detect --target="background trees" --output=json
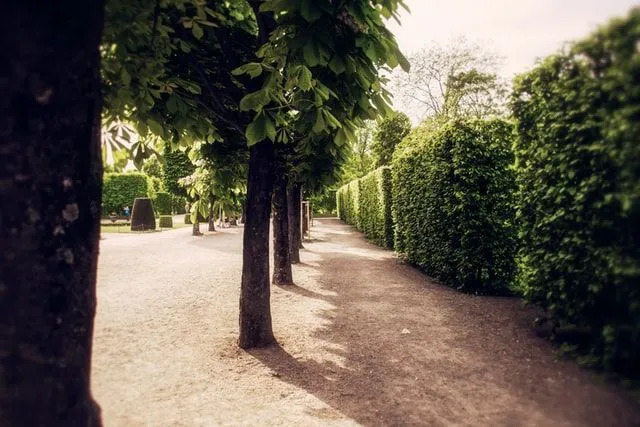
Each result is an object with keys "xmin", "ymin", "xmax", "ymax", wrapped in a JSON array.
[
  {"xmin": 371, "ymin": 112, "xmax": 411, "ymax": 167},
  {"xmin": 390, "ymin": 37, "xmax": 507, "ymax": 122}
]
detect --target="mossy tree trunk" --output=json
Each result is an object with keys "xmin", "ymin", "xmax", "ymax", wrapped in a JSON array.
[
  {"xmin": 287, "ymin": 183, "xmax": 303, "ymax": 263},
  {"xmin": 0, "ymin": 1, "xmax": 104, "ymax": 425},
  {"xmin": 239, "ymin": 140, "xmax": 276, "ymax": 349},
  {"xmin": 272, "ymin": 171, "xmax": 293, "ymax": 286}
]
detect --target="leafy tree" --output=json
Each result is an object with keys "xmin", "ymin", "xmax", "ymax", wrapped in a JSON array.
[
  {"xmin": 0, "ymin": 1, "xmax": 104, "ymax": 424},
  {"xmin": 234, "ymin": 0, "xmax": 409, "ymax": 348},
  {"xmin": 390, "ymin": 36, "xmax": 507, "ymax": 122},
  {"xmin": 338, "ymin": 121, "xmax": 376, "ymax": 186},
  {"xmin": 142, "ymin": 155, "xmax": 164, "ymax": 179},
  {"xmin": 163, "ymin": 146, "xmax": 195, "ymax": 198},
  {"xmin": 371, "ymin": 111, "xmax": 411, "ymax": 167}
]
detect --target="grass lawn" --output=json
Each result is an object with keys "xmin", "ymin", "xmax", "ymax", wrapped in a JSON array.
[{"xmin": 101, "ymin": 218, "xmax": 191, "ymax": 234}]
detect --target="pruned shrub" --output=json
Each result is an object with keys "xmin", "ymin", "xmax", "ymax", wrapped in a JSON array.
[
  {"xmin": 358, "ymin": 167, "xmax": 394, "ymax": 248},
  {"xmin": 131, "ymin": 198, "xmax": 156, "ymax": 231},
  {"xmin": 102, "ymin": 173, "xmax": 149, "ymax": 216},
  {"xmin": 336, "ymin": 179, "xmax": 360, "ymax": 227},
  {"xmin": 154, "ymin": 192, "xmax": 172, "ymax": 215},
  {"xmin": 392, "ymin": 118, "xmax": 516, "ymax": 295},
  {"xmin": 511, "ymin": 9, "xmax": 640, "ymax": 375},
  {"xmin": 158, "ymin": 215, "xmax": 173, "ymax": 228}
]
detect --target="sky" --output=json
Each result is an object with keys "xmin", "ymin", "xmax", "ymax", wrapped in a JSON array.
[{"xmin": 386, "ymin": 0, "xmax": 638, "ymax": 79}]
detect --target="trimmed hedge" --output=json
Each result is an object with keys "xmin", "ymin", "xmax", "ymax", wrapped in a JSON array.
[
  {"xmin": 336, "ymin": 167, "xmax": 394, "ymax": 248},
  {"xmin": 511, "ymin": 9, "xmax": 640, "ymax": 375},
  {"xmin": 158, "ymin": 215, "xmax": 173, "ymax": 228},
  {"xmin": 154, "ymin": 192, "xmax": 172, "ymax": 215},
  {"xmin": 102, "ymin": 173, "xmax": 149, "ymax": 216},
  {"xmin": 392, "ymin": 118, "xmax": 516, "ymax": 295},
  {"xmin": 358, "ymin": 167, "xmax": 394, "ymax": 248},
  {"xmin": 337, "ymin": 179, "xmax": 360, "ymax": 227}
]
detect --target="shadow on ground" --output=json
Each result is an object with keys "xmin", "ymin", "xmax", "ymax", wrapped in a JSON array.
[{"xmin": 249, "ymin": 218, "xmax": 640, "ymax": 426}]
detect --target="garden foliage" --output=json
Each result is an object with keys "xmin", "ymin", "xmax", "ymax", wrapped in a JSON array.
[
  {"xmin": 392, "ymin": 118, "xmax": 516, "ymax": 295},
  {"xmin": 337, "ymin": 166, "xmax": 394, "ymax": 248},
  {"xmin": 102, "ymin": 173, "xmax": 149, "ymax": 216},
  {"xmin": 511, "ymin": 9, "xmax": 640, "ymax": 375},
  {"xmin": 154, "ymin": 192, "xmax": 173, "ymax": 215}
]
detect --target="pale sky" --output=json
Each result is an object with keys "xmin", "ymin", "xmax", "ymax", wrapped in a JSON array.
[{"xmin": 387, "ymin": 0, "xmax": 638, "ymax": 78}]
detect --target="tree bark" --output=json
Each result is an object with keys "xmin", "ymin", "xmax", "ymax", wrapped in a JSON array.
[
  {"xmin": 288, "ymin": 183, "xmax": 303, "ymax": 263},
  {"xmin": 0, "ymin": 1, "xmax": 104, "ymax": 425},
  {"xmin": 208, "ymin": 198, "xmax": 215, "ymax": 232},
  {"xmin": 192, "ymin": 221, "xmax": 201, "ymax": 236},
  {"xmin": 239, "ymin": 140, "xmax": 276, "ymax": 349},
  {"xmin": 272, "ymin": 173, "xmax": 293, "ymax": 286}
]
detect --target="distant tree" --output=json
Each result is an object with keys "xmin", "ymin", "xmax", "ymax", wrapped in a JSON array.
[
  {"xmin": 391, "ymin": 37, "xmax": 507, "ymax": 122},
  {"xmin": 142, "ymin": 155, "xmax": 163, "ymax": 179},
  {"xmin": 372, "ymin": 112, "xmax": 411, "ymax": 167},
  {"xmin": 163, "ymin": 147, "xmax": 195, "ymax": 199},
  {"xmin": 339, "ymin": 121, "xmax": 376, "ymax": 186}
]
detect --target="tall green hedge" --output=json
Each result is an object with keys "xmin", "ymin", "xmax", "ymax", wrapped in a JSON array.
[
  {"xmin": 336, "ymin": 179, "xmax": 360, "ymax": 227},
  {"xmin": 102, "ymin": 173, "xmax": 149, "ymax": 216},
  {"xmin": 392, "ymin": 118, "xmax": 516, "ymax": 295},
  {"xmin": 357, "ymin": 167, "xmax": 394, "ymax": 248},
  {"xmin": 511, "ymin": 9, "xmax": 640, "ymax": 375}
]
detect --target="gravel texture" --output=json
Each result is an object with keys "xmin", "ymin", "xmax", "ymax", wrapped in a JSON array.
[{"xmin": 92, "ymin": 218, "xmax": 640, "ymax": 426}]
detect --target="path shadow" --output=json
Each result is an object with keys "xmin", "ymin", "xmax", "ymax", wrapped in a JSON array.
[{"xmin": 248, "ymin": 218, "xmax": 640, "ymax": 426}]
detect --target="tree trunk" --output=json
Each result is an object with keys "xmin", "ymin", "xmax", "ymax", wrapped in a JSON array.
[
  {"xmin": 0, "ymin": 2, "xmax": 104, "ymax": 425},
  {"xmin": 192, "ymin": 221, "xmax": 201, "ymax": 236},
  {"xmin": 239, "ymin": 140, "xmax": 275, "ymax": 349},
  {"xmin": 272, "ymin": 173, "xmax": 293, "ymax": 286},
  {"xmin": 287, "ymin": 183, "xmax": 303, "ymax": 263},
  {"xmin": 208, "ymin": 199, "xmax": 215, "ymax": 232}
]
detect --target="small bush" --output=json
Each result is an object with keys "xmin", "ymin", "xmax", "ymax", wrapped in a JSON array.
[
  {"xmin": 184, "ymin": 213, "xmax": 192, "ymax": 225},
  {"xmin": 358, "ymin": 167, "xmax": 394, "ymax": 248},
  {"xmin": 102, "ymin": 173, "xmax": 149, "ymax": 216},
  {"xmin": 154, "ymin": 192, "xmax": 172, "ymax": 215},
  {"xmin": 392, "ymin": 118, "xmax": 516, "ymax": 295},
  {"xmin": 511, "ymin": 9, "xmax": 640, "ymax": 376},
  {"xmin": 158, "ymin": 215, "xmax": 173, "ymax": 228}
]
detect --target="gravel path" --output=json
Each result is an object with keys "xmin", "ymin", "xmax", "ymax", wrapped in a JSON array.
[{"xmin": 93, "ymin": 218, "xmax": 640, "ymax": 426}]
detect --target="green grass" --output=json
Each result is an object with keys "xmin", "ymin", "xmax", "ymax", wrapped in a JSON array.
[{"xmin": 101, "ymin": 218, "xmax": 191, "ymax": 234}]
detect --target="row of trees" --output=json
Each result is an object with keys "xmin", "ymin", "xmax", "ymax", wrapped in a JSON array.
[{"xmin": 1, "ymin": 0, "xmax": 409, "ymax": 424}]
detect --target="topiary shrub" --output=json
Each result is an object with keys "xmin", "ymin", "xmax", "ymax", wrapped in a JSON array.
[
  {"xmin": 358, "ymin": 167, "xmax": 394, "ymax": 248},
  {"xmin": 102, "ymin": 173, "xmax": 149, "ymax": 216},
  {"xmin": 154, "ymin": 192, "xmax": 172, "ymax": 215},
  {"xmin": 163, "ymin": 146, "xmax": 194, "ymax": 198},
  {"xmin": 130, "ymin": 198, "xmax": 156, "ymax": 231},
  {"xmin": 392, "ymin": 118, "xmax": 516, "ymax": 295},
  {"xmin": 158, "ymin": 215, "xmax": 173, "ymax": 228},
  {"xmin": 511, "ymin": 9, "xmax": 640, "ymax": 376},
  {"xmin": 172, "ymin": 195, "xmax": 187, "ymax": 214}
]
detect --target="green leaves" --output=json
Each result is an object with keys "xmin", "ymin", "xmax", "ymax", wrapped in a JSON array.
[
  {"xmin": 300, "ymin": 0, "xmax": 322, "ymax": 22},
  {"xmin": 239, "ymin": 89, "xmax": 271, "ymax": 112},
  {"xmin": 245, "ymin": 113, "xmax": 276, "ymax": 146},
  {"xmin": 232, "ymin": 62, "xmax": 263, "ymax": 79}
]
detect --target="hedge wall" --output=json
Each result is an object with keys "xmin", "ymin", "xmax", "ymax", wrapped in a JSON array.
[
  {"xmin": 358, "ymin": 167, "xmax": 394, "ymax": 248},
  {"xmin": 511, "ymin": 9, "xmax": 640, "ymax": 375},
  {"xmin": 336, "ymin": 179, "xmax": 360, "ymax": 227},
  {"xmin": 392, "ymin": 118, "xmax": 516, "ymax": 295},
  {"xmin": 102, "ymin": 173, "xmax": 149, "ymax": 216}
]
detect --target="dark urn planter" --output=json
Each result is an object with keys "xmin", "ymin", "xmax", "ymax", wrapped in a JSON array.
[{"xmin": 131, "ymin": 198, "xmax": 156, "ymax": 231}]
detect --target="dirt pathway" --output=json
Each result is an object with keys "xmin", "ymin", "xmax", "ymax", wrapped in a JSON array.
[{"xmin": 93, "ymin": 218, "xmax": 640, "ymax": 426}]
